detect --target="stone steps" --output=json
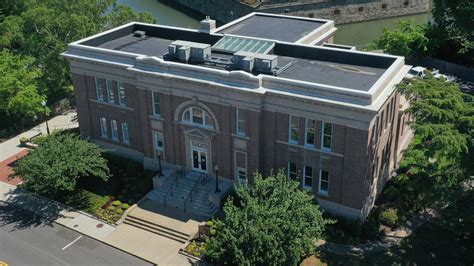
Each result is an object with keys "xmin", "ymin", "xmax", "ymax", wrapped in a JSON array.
[
  {"xmin": 147, "ymin": 172, "xmax": 219, "ymax": 218},
  {"xmin": 123, "ymin": 215, "xmax": 191, "ymax": 243}
]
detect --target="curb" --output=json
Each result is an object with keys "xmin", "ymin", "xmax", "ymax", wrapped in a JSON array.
[{"xmin": 0, "ymin": 185, "xmax": 157, "ymax": 265}]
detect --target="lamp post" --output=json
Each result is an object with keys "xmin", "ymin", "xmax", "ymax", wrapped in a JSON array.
[
  {"xmin": 214, "ymin": 164, "xmax": 220, "ymax": 193},
  {"xmin": 41, "ymin": 100, "xmax": 50, "ymax": 135},
  {"xmin": 158, "ymin": 153, "xmax": 163, "ymax": 177}
]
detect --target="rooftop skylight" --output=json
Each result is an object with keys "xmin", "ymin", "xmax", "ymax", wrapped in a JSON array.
[{"xmin": 212, "ymin": 35, "xmax": 274, "ymax": 54}]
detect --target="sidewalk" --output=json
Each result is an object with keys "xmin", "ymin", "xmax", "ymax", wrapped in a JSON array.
[
  {"xmin": 0, "ymin": 182, "xmax": 115, "ymax": 241},
  {"xmin": 0, "ymin": 111, "xmax": 78, "ymax": 162}
]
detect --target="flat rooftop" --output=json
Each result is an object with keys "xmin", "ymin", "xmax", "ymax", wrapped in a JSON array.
[
  {"xmin": 215, "ymin": 13, "xmax": 327, "ymax": 43},
  {"xmin": 75, "ymin": 13, "xmax": 398, "ymax": 93}
]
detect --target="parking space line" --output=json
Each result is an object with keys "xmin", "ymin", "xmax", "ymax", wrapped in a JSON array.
[{"xmin": 62, "ymin": 236, "xmax": 82, "ymax": 250}]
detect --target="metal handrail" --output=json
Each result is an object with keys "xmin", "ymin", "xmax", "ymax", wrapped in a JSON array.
[
  {"xmin": 163, "ymin": 166, "xmax": 185, "ymax": 207},
  {"xmin": 183, "ymin": 173, "xmax": 208, "ymax": 213}
]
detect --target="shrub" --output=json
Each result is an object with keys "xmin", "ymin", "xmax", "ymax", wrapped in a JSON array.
[
  {"xmin": 383, "ymin": 186, "xmax": 399, "ymax": 202},
  {"xmin": 107, "ymin": 205, "xmax": 115, "ymax": 212},
  {"xmin": 116, "ymin": 208, "xmax": 124, "ymax": 215},
  {"xmin": 112, "ymin": 200, "xmax": 121, "ymax": 207},
  {"xmin": 210, "ymin": 229, "xmax": 216, "ymax": 236},
  {"xmin": 122, "ymin": 203, "xmax": 130, "ymax": 210},
  {"xmin": 380, "ymin": 208, "xmax": 399, "ymax": 228},
  {"xmin": 362, "ymin": 208, "xmax": 381, "ymax": 240},
  {"xmin": 206, "ymin": 221, "xmax": 214, "ymax": 227}
]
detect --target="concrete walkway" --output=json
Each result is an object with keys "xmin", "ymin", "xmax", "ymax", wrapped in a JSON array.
[
  {"xmin": 0, "ymin": 111, "xmax": 78, "ymax": 161},
  {"xmin": 0, "ymin": 182, "xmax": 115, "ymax": 240},
  {"xmin": 105, "ymin": 199, "xmax": 202, "ymax": 265}
]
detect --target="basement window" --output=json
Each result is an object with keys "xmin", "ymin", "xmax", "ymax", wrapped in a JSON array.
[
  {"xmin": 404, "ymin": 1, "xmax": 409, "ymax": 7},
  {"xmin": 358, "ymin": 7, "xmax": 364, "ymax": 12},
  {"xmin": 334, "ymin": 9, "xmax": 340, "ymax": 15},
  {"xmin": 382, "ymin": 4, "xmax": 387, "ymax": 9}
]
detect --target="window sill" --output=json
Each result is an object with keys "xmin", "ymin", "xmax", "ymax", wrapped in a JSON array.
[
  {"xmin": 90, "ymin": 99, "xmax": 134, "ymax": 111},
  {"xmin": 317, "ymin": 192, "xmax": 329, "ymax": 197},
  {"xmin": 122, "ymin": 141, "xmax": 130, "ymax": 145},
  {"xmin": 149, "ymin": 115, "xmax": 164, "ymax": 121},
  {"xmin": 276, "ymin": 140, "xmax": 344, "ymax": 158},
  {"xmin": 100, "ymin": 135, "xmax": 108, "ymax": 139},
  {"xmin": 231, "ymin": 133, "xmax": 249, "ymax": 140}
]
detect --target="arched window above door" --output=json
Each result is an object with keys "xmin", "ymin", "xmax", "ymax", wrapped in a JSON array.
[{"xmin": 182, "ymin": 107, "xmax": 214, "ymax": 128}]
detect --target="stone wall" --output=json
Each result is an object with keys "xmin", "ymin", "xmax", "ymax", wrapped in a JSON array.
[{"xmin": 171, "ymin": 0, "xmax": 430, "ymax": 25}]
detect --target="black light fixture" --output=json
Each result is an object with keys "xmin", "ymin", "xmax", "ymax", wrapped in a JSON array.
[
  {"xmin": 214, "ymin": 164, "xmax": 220, "ymax": 193},
  {"xmin": 41, "ymin": 100, "xmax": 50, "ymax": 135}
]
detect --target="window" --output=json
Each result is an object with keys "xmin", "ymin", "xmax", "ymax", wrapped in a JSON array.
[
  {"xmin": 182, "ymin": 107, "xmax": 214, "ymax": 128},
  {"xmin": 289, "ymin": 116, "xmax": 299, "ymax": 144},
  {"xmin": 235, "ymin": 151, "xmax": 247, "ymax": 182},
  {"xmin": 236, "ymin": 108, "xmax": 245, "ymax": 135},
  {"xmin": 382, "ymin": 3, "xmax": 387, "ymax": 9},
  {"xmin": 358, "ymin": 6, "xmax": 364, "ymax": 12},
  {"xmin": 308, "ymin": 13, "xmax": 315, "ymax": 18},
  {"xmin": 237, "ymin": 168, "xmax": 246, "ymax": 181},
  {"xmin": 288, "ymin": 162, "xmax": 298, "ymax": 180},
  {"xmin": 303, "ymin": 166, "xmax": 313, "ymax": 189},
  {"xmin": 154, "ymin": 131, "xmax": 164, "ymax": 150},
  {"xmin": 110, "ymin": 120, "xmax": 119, "ymax": 141},
  {"xmin": 106, "ymin": 80, "xmax": 115, "ymax": 104},
  {"xmin": 100, "ymin": 117, "xmax": 107, "ymax": 138},
  {"xmin": 403, "ymin": 1, "xmax": 409, "ymax": 7},
  {"xmin": 321, "ymin": 122, "xmax": 332, "ymax": 151},
  {"xmin": 95, "ymin": 78, "xmax": 106, "ymax": 101},
  {"xmin": 334, "ymin": 9, "xmax": 340, "ymax": 15},
  {"xmin": 122, "ymin": 122, "xmax": 129, "ymax": 144},
  {"xmin": 305, "ymin": 119, "xmax": 315, "ymax": 147},
  {"xmin": 118, "ymin": 82, "xmax": 126, "ymax": 106},
  {"xmin": 152, "ymin": 92, "xmax": 160, "ymax": 117},
  {"xmin": 319, "ymin": 170, "xmax": 329, "ymax": 194}
]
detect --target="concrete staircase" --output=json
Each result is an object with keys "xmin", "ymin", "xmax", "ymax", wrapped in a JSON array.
[
  {"xmin": 146, "ymin": 171, "xmax": 218, "ymax": 219},
  {"xmin": 123, "ymin": 214, "xmax": 190, "ymax": 243}
]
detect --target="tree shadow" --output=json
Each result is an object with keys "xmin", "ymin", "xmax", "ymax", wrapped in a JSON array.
[{"xmin": 0, "ymin": 186, "xmax": 74, "ymax": 231}]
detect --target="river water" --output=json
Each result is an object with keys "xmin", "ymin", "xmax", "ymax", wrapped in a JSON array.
[{"xmin": 117, "ymin": 0, "xmax": 430, "ymax": 47}]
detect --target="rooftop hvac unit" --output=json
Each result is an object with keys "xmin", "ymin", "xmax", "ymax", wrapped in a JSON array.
[
  {"xmin": 168, "ymin": 45, "xmax": 177, "ymax": 56},
  {"xmin": 254, "ymin": 54, "xmax": 278, "ymax": 73},
  {"xmin": 178, "ymin": 46, "xmax": 191, "ymax": 62},
  {"xmin": 241, "ymin": 57, "xmax": 254, "ymax": 72},
  {"xmin": 190, "ymin": 46, "xmax": 211, "ymax": 62}
]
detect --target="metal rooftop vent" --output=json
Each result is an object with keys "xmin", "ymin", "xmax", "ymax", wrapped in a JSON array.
[
  {"xmin": 233, "ymin": 51, "xmax": 278, "ymax": 74},
  {"xmin": 133, "ymin": 30, "xmax": 146, "ymax": 38},
  {"xmin": 212, "ymin": 36, "xmax": 274, "ymax": 54}
]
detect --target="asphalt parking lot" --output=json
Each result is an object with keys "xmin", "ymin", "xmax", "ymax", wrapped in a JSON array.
[{"xmin": 0, "ymin": 201, "xmax": 152, "ymax": 266}]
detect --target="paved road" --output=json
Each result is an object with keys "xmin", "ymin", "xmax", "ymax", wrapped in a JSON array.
[{"xmin": 0, "ymin": 201, "xmax": 152, "ymax": 266}]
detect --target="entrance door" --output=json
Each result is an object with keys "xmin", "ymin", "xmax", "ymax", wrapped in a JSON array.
[{"xmin": 192, "ymin": 149, "xmax": 207, "ymax": 173}]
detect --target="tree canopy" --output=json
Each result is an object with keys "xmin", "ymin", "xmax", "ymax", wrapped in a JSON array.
[
  {"xmin": 15, "ymin": 132, "xmax": 110, "ymax": 197},
  {"xmin": 0, "ymin": 0, "xmax": 155, "ymax": 128},
  {"xmin": 205, "ymin": 172, "xmax": 333, "ymax": 265},
  {"xmin": 376, "ymin": 20, "xmax": 429, "ymax": 58},
  {"xmin": 397, "ymin": 76, "xmax": 474, "ymax": 208}
]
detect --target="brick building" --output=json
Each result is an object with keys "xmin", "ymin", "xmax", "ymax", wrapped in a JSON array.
[{"xmin": 64, "ymin": 13, "xmax": 412, "ymax": 220}]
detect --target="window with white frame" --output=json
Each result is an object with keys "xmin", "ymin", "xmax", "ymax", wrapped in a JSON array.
[
  {"xmin": 100, "ymin": 117, "xmax": 107, "ymax": 138},
  {"xmin": 288, "ymin": 162, "xmax": 298, "ymax": 180},
  {"xmin": 236, "ymin": 108, "xmax": 245, "ymax": 135},
  {"xmin": 319, "ymin": 170, "xmax": 329, "ymax": 194},
  {"xmin": 95, "ymin": 78, "xmax": 106, "ymax": 101},
  {"xmin": 122, "ymin": 122, "xmax": 129, "ymax": 144},
  {"xmin": 152, "ymin": 91, "xmax": 160, "ymax": 117},
  {"xmin": 321, "ymin": 122, "xmax": 332, "ymax": 151},
  {"xmin": 182, "ymin": 107, "xmax": 214, "ymax": 128},
  {"xmin": 235, "ymin": 151, "xmax": 247, "ymax": 182},
  {"xmin": 110, "ymin": 120, "xmax": 119, "ymax": 141},
  {"xmin": 289, "ymin": 116, "xmax": 299, "ymax": 144},
  {"xmin": 305, "ymin": 119, "xmax": 315, "ymax": 147},
  {"xmin": 106, "ymin": 80, "xmax": 115, "ymax": 104},
  {"xmin": 118, "ymin": 82, "xmax": 126, "ymax": 106},
  {"xmin": 303, "ymin": 165, "xmax": 313, "ymax": 189},
  {"xmin": 154, "ymin": 131, "xmax": 164, "ymax": 150}
]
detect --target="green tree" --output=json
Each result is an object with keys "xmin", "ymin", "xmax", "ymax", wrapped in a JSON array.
[
  {"xmin": 431, "ymin": 0, "xmax": 474, "ymax": 56},
  {"xmin": 205, "ymin": 171, "xmax": 333, "ymax": 265},
  {"xmin": 15, "ymin": 132, "xmax": 110, "ymax": 197},
  {"xmin": 0, "ymin": 49, "xmax": 46, "ymax": 121},
  {"xmin": 0, "ymin": 0, "xmax": 156, "ymax": 114},
  {"xmin": 397, "ymin": 75, "xmax": 474, "ymax": 209},
  {"xmin": 376, "ymin": 20, "xmax": 429, "ymax": 57}
]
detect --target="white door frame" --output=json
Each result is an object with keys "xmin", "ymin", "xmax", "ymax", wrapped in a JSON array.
[{"xmin": 191, "ymin": 147, "xmax": 208, "ymax": 173}]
